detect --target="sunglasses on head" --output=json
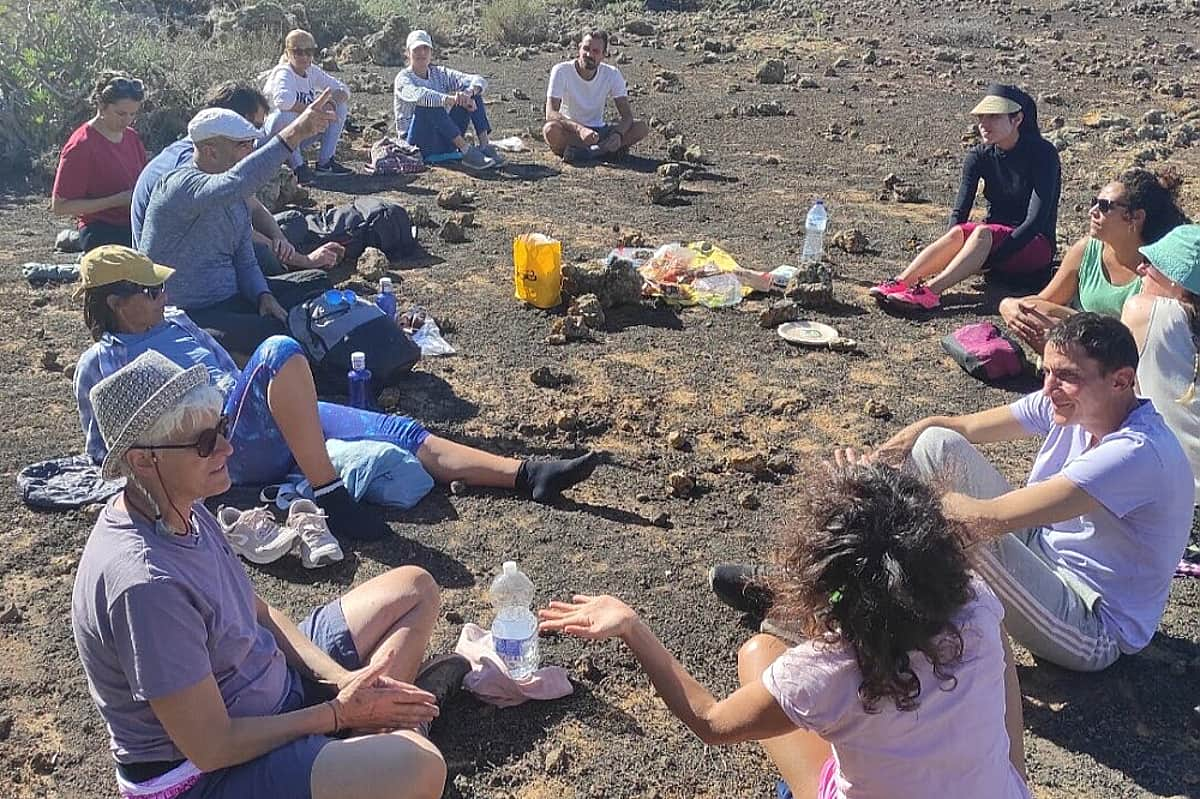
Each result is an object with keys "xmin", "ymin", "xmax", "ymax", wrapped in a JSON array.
[
  {"xmin": 134, "ymin": 415, "xmax": 231, "ymax": 459},
  {"xmin": 103, "ymin": 76, "xmax": 145, "ymax": 102},
  {"xmin": 1091, "ymin": 197, "xmax": 1128, "ymax": 214}
]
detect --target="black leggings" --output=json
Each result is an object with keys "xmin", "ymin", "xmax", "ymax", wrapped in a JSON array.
[{"xmin": 79, "ymin": 220, "xmax": 133, "ymax": 252}]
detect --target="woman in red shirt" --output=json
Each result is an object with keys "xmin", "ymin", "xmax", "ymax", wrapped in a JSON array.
[{"xmin": 51, "ymin": 73, "xmax": 149, "ymax": 252}]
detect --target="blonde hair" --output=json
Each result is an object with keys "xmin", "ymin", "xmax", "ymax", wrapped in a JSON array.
[{"xmin": 281, "ymin": 29, "xmax": 317, "ymax": 63}]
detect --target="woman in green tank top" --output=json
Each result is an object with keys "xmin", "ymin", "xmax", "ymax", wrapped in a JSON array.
[{"xmin": 999, "ymin": 167, "xmax": 1189, "ymax": 353}]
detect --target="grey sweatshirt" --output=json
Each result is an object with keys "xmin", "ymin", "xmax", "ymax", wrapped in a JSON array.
[{"xmin": 140, "ymin": 137, "xmax": 290, "ymax": 309}]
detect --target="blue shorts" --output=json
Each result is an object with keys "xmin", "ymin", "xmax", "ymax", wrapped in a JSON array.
[{"xmin": 181, "ymin": 600, "xmax": 361, "ymax": 799}]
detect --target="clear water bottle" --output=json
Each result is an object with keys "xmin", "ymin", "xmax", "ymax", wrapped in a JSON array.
[
  {"xmin": 375, "ymin": 277, "xmax": 397, "ymax": 320},
  {"xmin": 347, "ymin": 351, "xmax": 372, "ymax": 410},
  {"xmin": 801, "ymin": 199, "xmax": 828, "ymax": 263},
  {"xmin": 489, "ymin": 560, "xmax": 539, "ymax": 680}
]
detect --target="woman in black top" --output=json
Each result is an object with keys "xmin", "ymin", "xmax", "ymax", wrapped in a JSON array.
[{"xmin": 871, "ymin": 84, "xmax": 1061, "ymax": 311}]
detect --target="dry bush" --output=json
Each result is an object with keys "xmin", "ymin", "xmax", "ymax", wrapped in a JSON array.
[{"xmin": 481, "ymin": 0, "xmax": 552, "ymax": 45}]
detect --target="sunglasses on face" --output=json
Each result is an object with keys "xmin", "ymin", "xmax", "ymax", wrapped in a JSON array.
[
  {"xmin": 289, "ymin": 47, "xmax": 317, "ymax": 56},
  {"xmin": 113, "ymin": 282, "xmax": 165, "ymax": 300},
  {"xmin": 134, "ymin": 415, "xmax": 231, "ymax": 459},
  {"xmin": 1091, "ymin": 198, "xmax": 1128, "ymax": 214}
]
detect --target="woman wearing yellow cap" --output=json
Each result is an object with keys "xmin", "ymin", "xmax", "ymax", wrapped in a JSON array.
[{"xmin": 870, "ymin": 84, "xmax": 1060, "ymax": 311}]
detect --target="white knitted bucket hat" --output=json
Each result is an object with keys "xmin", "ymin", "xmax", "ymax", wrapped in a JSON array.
[{"xmin": 90, "ymin": 351, "xmax": 210, "ymax": 480}]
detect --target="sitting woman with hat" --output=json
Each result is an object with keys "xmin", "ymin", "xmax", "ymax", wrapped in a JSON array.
[
  {"xmin": 870, "ymin": 84, "xmax": 1061, "ymax": 311},
  {"xmin": 73, "ymin": 349, "xmax": 466, "ymax": 798},
  {"xmin": 73, "ymin": 246, "xmax": 599, "ymax": 543},
  {"xmin": 1120, "ymin": 224, "xmax": 1200, "ymax": 501}
]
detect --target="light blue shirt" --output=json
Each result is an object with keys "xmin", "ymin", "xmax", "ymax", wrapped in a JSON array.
[{"xmin": 130, "ymin": 137, "xmax": 194, "ymax": 248}]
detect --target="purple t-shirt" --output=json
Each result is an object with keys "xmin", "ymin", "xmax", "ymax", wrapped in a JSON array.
[
  {"xmin": 1010, "ymin": 391, "xmax": 1193, "ymax": 652},
  {"xmin": 763, "ymin": 579, "xmax": 1029, "ymax": 799},
  {"xmin": 71, "ymin": 498, "xmax": 290, "ymax": 763}
]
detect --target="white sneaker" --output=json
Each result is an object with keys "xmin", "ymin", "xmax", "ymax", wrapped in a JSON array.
[
  {"xmin": 217, "ymin": 506, "xmax": 298, "ymax": 564},
  {"xmin": 287, "ymin": 499, "xmax": 344, "ymax": 569}
]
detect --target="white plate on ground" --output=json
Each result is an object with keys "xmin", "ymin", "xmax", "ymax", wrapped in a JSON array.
[{"xmin": 777, "ymin": 321, "xmax": 840, "ymax": 346}]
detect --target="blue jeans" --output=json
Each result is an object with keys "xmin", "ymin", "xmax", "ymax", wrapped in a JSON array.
[
  {"xmin": 223, "ymin": 336, "xmax": 431, "ymax": 485},
  {"xmin": 181, "ymin": 600, "xmax": 360, "ymax": 799},
  {"xmin": 265, "ymin": 101, "xmax": 349, "ymax": 168},
  {"xmin": 406, "ymin": 99, "xmax": 493, "ymax": 159}
]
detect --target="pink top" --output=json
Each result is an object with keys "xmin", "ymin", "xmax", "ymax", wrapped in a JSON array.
[{"xmin": 763, "ymin": 578, "xmax": 1030, "ymax": 799}]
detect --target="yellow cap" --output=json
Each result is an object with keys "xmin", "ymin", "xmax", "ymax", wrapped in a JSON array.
[
  {"xmin": 970, "ymin": 94, "xmax": 1022, "ymax": 115},
  {"xmin": 76, "ymin": 245, "xmax": 174, "ymax": 297}
]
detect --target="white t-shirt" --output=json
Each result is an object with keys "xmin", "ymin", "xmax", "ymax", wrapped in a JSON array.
[
  {"xmin": 546, "ymin": 61, "xmax": 627, "ymax": 128},
  {"xmin": 261, "ymin": 63, "xmax": 348, "ymax": 112},
  {"xmin": 1137, "ymin": 298, "xmax": 1200, "ymax": 502},
  {"xmin": 1010, "ymin": 390, "xmax": 1194, "ymax": 651},
  {"xmin": 763, "ymin": 579, "xmax": 1030, "ymax": 799}
]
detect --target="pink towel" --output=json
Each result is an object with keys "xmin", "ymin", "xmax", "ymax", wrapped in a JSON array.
[{"xmin": 453, "ymin": 623, "xmax": 573, "ymax": 707}]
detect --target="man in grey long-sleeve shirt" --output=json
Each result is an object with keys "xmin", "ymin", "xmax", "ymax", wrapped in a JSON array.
[{"xmin": 140, "ymin": 97, "xmax": 336, "ymax": 356}]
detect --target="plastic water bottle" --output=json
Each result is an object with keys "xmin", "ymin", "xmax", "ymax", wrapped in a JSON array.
[
  {"xmin": 375, "ymin": 277, "xmax": 397, "ymax": 320},
  {"xmin": 347, "ymin": 351, "xmax": 372, "ymax": 410},
  {"xmin": 802, "ymin": 199, "xmax": 828, "ymax": 263},
  {"xmin": 489, "ymin": 560, "xmax": 539, "ymax": 680}
]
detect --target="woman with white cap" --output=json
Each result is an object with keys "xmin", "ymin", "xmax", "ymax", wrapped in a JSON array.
[
  {"xmin": 870, "ymin": 84, "xmax": 1061, "ymax": 311},
  {"xmin": 393, "ymin": 29, "xmax": 499, "ymax": 171},
  {"xmin": 72, "ymin": 349, "xmax": 467, "ymax": 799},
  {"xmin": 73, "ymin": 246, "xmax": 600, "ymax": 545},
  {"xmin": 1120, "ymin": 224, "xmax": 1200, "ymax": 501},
  {"xmin": 262, "ymin": 29, "xmax": 353, "ymax": 182}
]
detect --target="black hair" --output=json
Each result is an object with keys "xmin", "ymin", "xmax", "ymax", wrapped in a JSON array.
[
  {"xmin": 1116, "ymin": 166, "xmax": 1191, "ymax": 245},
  {"xmin": 1045, "ymin": 312, "xmax": 1139, "ymax": 374},
  {"xmin": 770, "ymin": 464, "xmax": 975, "ymax": 713},
  {"xmin": 202, "ymin": 81, "xmax": 270, "ymax": 121},
  {"xmin": 93, "ymin": 71, "xmax": 145, "ymax": 106},
  {"xmin": 582, "ymin": 29, "xmax": 610, "ymax": 53},
  {"xmin": 82, "ymin": 282, "xmax": 143, "ymax": 341}
]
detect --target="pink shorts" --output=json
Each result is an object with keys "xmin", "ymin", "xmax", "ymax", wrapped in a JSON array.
[
  {"xmin": 817, "ymin": 756, "xmax": 839, "ymax": 799},
  {"xmin": 956, "ymin": 222, "xmax": 1053, "ymax": 275}
]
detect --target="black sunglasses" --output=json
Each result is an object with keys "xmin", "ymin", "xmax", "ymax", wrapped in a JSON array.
[
  {"xmin": 134, "ymin": 415, "xmax": 231, "ymax": 459},
  {"xmin": 1091, "ymin": 197, "xmax": 1128, "ymax": 214},
  {"xmin": 112, "ymin": 281, "xmax": 165, "ymax": 300},
  {"xmin": 288, "ymin": 47, "xmax": 318, "ymax": 56}
]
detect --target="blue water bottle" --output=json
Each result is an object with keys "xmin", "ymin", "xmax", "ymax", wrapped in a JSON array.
[
  {"xmin": 347, "ymin": 351, "xmax": 372, "ymax": 409},
  {"xmin": 375, "ymin": 277, "xmax": 397, "ymax": 320}
]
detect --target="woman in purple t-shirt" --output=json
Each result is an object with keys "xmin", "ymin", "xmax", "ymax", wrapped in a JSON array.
[{"xmin": 539, "ymin": 464, "xmax": 1031, "ymax": 799}]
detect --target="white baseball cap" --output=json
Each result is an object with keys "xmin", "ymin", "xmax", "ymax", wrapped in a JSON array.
[
  {"xmin": 406, "ymin": 29, "xmax": 434, "ymax": 50},
  {"xmin": 188, "ymin": 108, "xmax": 262, "ymax": 143}
]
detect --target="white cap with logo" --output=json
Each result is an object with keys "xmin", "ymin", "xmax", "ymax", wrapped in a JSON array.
[
  {"xmin": 406, "ymin": 29, "xmax": 434, "ymax": 50},
  {"xmin": 188, "ymin": 108, "xmax": 262, "ymax": 143}
]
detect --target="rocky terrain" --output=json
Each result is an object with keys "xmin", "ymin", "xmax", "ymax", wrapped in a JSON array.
[{"xmin": 1, "ymin": 1, "xmax": 1200, "ymax": 797}]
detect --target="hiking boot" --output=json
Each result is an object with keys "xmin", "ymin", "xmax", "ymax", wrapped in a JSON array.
[
  {"xmin": 286, "ymin": 499, "xmax": 344, "ymax": 569},
  {"xmin": 708, "ymin": 563, "xmax": 774, "ymax": 617},
  {"xmin": 478, "ymin": 143, "xmax": 506, "ymax": 165},
  {"xmin": 868, "ymin": 278, "xmax": 908, "ymax": 299},
  {"xmin": 562, "ymin": 145, "xmax": 602, "ymax": 165},
  {"xmin": 217, "ymin": 505, "xmax": 297, "ymax": 564},
  {"xmin": 293, "ymin": 164, "xmax": 315, "ymax": 184},
  {"xmin": 315, "ymin": 158, "xmax": 354, "ymax": 175},
  {"xmin": 886, "ymin": 285, "xmax": 941, "ymax": 310},
  {"xmin": 460, "ymin": 145, "xmax": 497, "ymax": 172}
]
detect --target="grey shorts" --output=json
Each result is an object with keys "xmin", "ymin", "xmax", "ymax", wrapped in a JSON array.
[{"xmin": 181, "ymin": 599, "xmax": 361, "ymax": 799}]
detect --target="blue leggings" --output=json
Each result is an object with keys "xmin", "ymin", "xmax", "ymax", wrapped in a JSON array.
[
  {"xmin": 223, "ymin": 336, "xmax": 431, "ymax": 486},
  {"xmin": 407, "ymin": 99, "xmax": 493, "ymax": 159}
]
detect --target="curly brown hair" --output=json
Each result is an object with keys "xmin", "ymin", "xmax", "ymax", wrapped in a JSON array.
[{"xmin": 769, "ymin": 463, "xmax": 975, "ymax": 713}]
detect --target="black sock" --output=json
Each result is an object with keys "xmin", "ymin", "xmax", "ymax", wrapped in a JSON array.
[
  {"xmin": 313, "ymin": 480, "xmax": 390, "ymax": 541},
  {"xmin": 517, "ymin": 452, "xmax": 600, "ymax": 502}
]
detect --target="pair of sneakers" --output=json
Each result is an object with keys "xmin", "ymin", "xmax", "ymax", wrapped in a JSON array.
[
  {"xmin": 217, "ymin": 501, "xmax": 343, "ymax": 569},
  {"xmin": 294, "ymin": 159, "xmax": 354, "ymax": 184},
  {"xmin": 460, "ymin": 144, "xmax": 501, "ymax": 172},
  {"xmin": 868, "ymin": 278, "xmax": 941, "ymax": 310}
]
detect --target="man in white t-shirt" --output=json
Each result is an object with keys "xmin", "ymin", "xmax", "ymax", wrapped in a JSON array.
[{"xmin": 542, "ymin": 29, "xmax": 649, "ymax": 164}]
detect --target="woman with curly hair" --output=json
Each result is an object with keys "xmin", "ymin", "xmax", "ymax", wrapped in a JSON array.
[
  {"xmin": 1000, "ymin": 167, "xmax": 1190, "ymax": 353},
  {"xmin": 51, "ymin": 72, "xmax": 148, "ymax": 251},
  {"xmin": 539, "ymin": 465, "xmax": 1029, "ymax": 799}
]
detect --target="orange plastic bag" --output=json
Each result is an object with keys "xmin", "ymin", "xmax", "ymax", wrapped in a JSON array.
[{"xmin": 513, "ymin": 234, "xmax": 562, "ymax": 309}]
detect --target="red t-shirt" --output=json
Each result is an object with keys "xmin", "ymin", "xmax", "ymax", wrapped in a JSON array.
[{"xmin": 51, "ymin": 123, "xmax": 148, "ymax": 229}]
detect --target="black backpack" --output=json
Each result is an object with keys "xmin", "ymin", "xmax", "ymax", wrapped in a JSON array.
[
  {"xmin": 275, "ymin": 198, "xmax": 418, "ymax": 264},
  {"xmin": 286, "ymin": 293, "xmax": 420, "ymax": 392}
]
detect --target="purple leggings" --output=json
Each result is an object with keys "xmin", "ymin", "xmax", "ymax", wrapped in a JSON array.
[{"xmin": 223, "ymin": 336, "xmax": 431, "ymax": 485}]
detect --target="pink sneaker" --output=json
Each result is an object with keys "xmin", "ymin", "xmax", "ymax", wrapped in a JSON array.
[
  {"xmin": 868, "ymin": 278, "xmax": 908, "ymax": 299},
  {"xmin": 887, "ymin": 285, "xmax": 941, "ymax": 310}
]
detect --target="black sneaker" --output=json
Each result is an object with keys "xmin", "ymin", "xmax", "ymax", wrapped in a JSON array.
[
  {"xmin": 415, "ymin": 653, "xmax": 471, "ymax": 707},
  {"xmin": 294, "ymin": 164, "xmax": 315, "ymax": 184},
  {"xmin": 708, "ymin": 563, "xmax": 774, "ymax": 617},
  {"xmin": 315, "ymin": 158, "xmax": 354, "ymax": 175}
]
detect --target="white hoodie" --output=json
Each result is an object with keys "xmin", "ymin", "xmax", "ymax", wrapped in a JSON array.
[{"xmin": 260, "ymin": 63, "xmax": 349, "ymax": 112}]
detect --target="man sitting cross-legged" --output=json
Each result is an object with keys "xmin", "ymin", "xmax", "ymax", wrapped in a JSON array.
[{"xmin": 542, "ymin": 29, "xmax": 649, "ymax": 165}]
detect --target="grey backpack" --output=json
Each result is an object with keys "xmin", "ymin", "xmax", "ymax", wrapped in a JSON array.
[{"xmin": 286, "ymin": 293, "xmax": 420, "ymax": 391}]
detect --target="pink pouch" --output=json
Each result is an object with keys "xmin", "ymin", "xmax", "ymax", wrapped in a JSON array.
[{"xmin": 941, "ymin": 322, "xmax": 1027, "ymax": 381}]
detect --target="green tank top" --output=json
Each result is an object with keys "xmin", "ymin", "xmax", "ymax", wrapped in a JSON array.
[{"xmin": 1074, "ymin": 237, "xmax": 1141, "ymax": 317}]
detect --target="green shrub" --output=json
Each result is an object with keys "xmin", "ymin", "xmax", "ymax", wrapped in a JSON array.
[
  {"xmin": 481, "ymin": 0, "xmax": 552, "ymax": 46},
  {"xmin": 360, "ymin": 0, "xmax": 457, "ymax": 45}
]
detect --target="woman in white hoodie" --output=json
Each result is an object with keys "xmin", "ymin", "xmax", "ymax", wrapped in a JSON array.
[{"xmin": 262, "ymin": 29, "xmax": 351, "ymax": 182}]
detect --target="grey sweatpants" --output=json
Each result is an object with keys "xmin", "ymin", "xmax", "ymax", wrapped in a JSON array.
[{"xmin": 909, "ymin": 427, "xmax": 1122, "ymax": 672}]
